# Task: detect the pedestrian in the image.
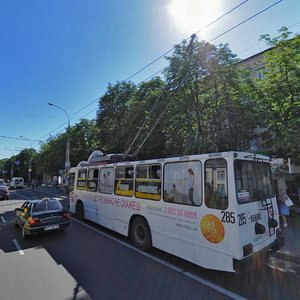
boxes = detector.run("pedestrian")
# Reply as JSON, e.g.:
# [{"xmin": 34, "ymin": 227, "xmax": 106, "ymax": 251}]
[
  {"xmin": 278, "ymin": 189, "xmax": 290, "ymax": 227},
  {"xmin": 31, "ymin": 179, "xmax": 36, "ymax": 190}
]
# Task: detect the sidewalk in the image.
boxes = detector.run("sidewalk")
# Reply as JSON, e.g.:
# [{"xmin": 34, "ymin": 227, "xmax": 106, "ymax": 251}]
[
  {"xmin": 33, "ymin": 185, "xmax": 300, "ymax": 264},
  {"xmin": 275, "ymin": 212, "xmax": 300, "ymax": 264}
]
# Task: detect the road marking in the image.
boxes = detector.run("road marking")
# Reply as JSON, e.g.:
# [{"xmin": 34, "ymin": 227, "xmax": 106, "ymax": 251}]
[
  {"xmin": 184, "ymin": 272, "xmax": 247, "ymax": 300},
  {"xmin": 14, "ymin": 192, "xmax": 31, "ymax": 200},
  {"xmin": 72, "ymin": 217, "xmax": 246, "ymax": 300},
  {"xmin": 13, "ymin": 239, "xmax": 25, "ymax": 255},
  {"xmin": 1, "ymin": 216, "xmax": 6, "ymax": 223}
]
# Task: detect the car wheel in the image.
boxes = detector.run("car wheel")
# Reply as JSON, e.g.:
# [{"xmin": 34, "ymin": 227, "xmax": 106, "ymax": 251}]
[
  {"xmin": 76, "ymin": 201, "xmax": 85, "ymax": 220},
  {"xmin": 131, "ymin": 217, "xmax": 152, "ymax": 251},
  {"xmin": 14, "ymin": 219, "xmax": 18, "ymax": 228},
  {"xmin": 22, "ymin": 226, "xmax": 28, "ymax": 239}
]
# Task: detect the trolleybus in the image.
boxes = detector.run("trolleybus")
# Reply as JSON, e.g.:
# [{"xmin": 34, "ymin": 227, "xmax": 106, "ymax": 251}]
[{"xmin": 68, "ymin": 150, "xmax": 283, "ymax": 273}]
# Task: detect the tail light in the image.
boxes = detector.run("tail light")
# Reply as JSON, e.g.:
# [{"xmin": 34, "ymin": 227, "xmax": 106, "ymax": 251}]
[
  {"xmin": 63, "ymin": 213, "xmax": 70, "ymax": 220},
  {"xmin": 28, "ymin": 217, "xmax": 39, "ymax": 226}
]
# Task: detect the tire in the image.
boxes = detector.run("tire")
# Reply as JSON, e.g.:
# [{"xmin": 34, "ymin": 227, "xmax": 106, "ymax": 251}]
[
  {"xmin": 22, "ymin": 226, "xmax": 28, "ymax": 239},
  {"xmin": 131, "ymin": 217, "xmax": 152, "ymax": 251},
  {"xmin": 14, "ymin": 218, "xmax": 18, "ymax": 228},
  {"xmin": 76, "ymin": 201, "xmax": 85, "ymax": 220}
]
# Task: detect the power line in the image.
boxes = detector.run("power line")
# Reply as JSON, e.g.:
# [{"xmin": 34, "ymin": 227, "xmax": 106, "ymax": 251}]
[
  {"xmin": 125, "ymin": 0, "xmax": 249, "ymax": 82},
  {"xmin": 38, "ymin": 0, "xmax": 284, "ymax": 148},
  {"xmin": 0, "ymin": 135, "xmax": 44, "ymax": 143},
  {"xmin": 38, "ymin": 2, "xmax": 248, "ymax": 145},
  {"xmin": 238, "ymin": 20, "xmax": 300, "ymax": 56},
  {"xmin": 210, "ymin": 0, "xmax": 284, "ymax": 42}
]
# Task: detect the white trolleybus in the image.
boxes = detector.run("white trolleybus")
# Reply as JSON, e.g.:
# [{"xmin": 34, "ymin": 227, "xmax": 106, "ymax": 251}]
[{"xmin": 68, "ymin": 150, "xmax": 283, "ymax": 273}]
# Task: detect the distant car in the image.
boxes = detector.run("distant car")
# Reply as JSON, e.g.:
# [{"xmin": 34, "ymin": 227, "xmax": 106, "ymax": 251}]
[
  {"xmin": 14, "ymin": 198, "xmax": 70, "ymax": 239},
  {"xmin": 0, "ymin": 179, "xmax": 9, "ymax": 200},
  {"xmin": 10, "ymin": 177, "xmax": 24, "ymax": 189}
]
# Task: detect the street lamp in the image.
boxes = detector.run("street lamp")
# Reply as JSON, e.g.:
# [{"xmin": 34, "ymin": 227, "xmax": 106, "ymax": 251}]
[
  {"xmin": 48, "ymin": 102, "xmax": 71, "ymax": 170},
  {"xmin": 19, "ymin": 136, "xmax": 32, "ymax": 184}
]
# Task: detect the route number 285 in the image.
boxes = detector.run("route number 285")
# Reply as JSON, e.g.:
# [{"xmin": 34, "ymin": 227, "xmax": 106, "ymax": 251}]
[{"xmin": 221, "ymin": 211, "xmax": 235, "ymax": 223}]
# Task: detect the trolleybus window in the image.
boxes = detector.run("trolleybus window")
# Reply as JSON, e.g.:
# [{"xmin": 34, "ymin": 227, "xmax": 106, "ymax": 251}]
[
  {"xmin": 114, "ymin": 166, "xmax": 134, "ymax": 197},
  {"xmin": 234, "ymin": 160, "xmax": 274, "ymax": 203},
  {"xmin": 77, "ymin": 169, "xmax": 87, "ymax": 190},
  {"xmin": 205, "ymin": 158, "xmax": 228, "ymax": 210},
  {"xmin": 86, "ymin": 168, "xmax": 99, "ymax": 192},
  {"xmin": 163, "ymin": 161, "xmax": 201, "ymax": 206},
  {"xmin": 68, "ymin": 172, "xmax": 75, "ymax": 192},
  {"xmin": 135, "ymin": 164, "xmax": 161, "ymax": 200},
  {"xmin": 99, "ymin": 167, "xmax": 114, "ymax": 194}
]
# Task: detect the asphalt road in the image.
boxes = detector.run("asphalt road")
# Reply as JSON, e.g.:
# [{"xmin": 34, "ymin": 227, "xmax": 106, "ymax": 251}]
[{"xmin": 0, "ymin": 188, "xmax": 299, "ymax": 300}]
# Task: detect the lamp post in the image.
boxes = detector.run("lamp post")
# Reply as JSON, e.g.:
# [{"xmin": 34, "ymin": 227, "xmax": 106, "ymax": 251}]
[
  {"xmin": 48, "ymin": 102, "xmax": 71, "ymax": 171},
  {"xmin": 19, "ymin": 136, "xmax": 32, "ymax": 185}
]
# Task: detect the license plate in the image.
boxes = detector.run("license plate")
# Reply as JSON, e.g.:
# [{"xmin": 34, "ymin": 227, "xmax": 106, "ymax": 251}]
[{"xmin": 45, "ymin": 224, "xmax": 59, "ymax": 231}]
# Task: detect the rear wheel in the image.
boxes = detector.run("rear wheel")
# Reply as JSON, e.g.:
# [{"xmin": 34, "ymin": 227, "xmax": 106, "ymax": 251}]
[
  {"xmin": 131, "ymin": 217, "xmax": 152, "ymax": 251},
  {"xmin": 76, "ymin": 201, "xmax": 85, "ymax": 220}
]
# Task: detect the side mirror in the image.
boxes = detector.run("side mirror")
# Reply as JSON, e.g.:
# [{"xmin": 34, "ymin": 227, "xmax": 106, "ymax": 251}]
[{"xmin": 14, "ymin": 208, "xmax": 22, "ymax": 212}]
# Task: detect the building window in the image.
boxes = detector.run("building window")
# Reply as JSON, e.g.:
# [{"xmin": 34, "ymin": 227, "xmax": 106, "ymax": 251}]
[{"xmin": 256, "ymin": 67, "xmax": 265, "ymax": 79}]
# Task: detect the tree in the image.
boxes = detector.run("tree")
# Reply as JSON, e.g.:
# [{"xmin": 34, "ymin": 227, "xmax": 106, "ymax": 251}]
[
  {"xmin": 257, "ymin": 28, "xmax": 300, "ymax": 160},
  {"xmin": 163, "ymin": 39, "xmax": 257, "ymax": 154},
  {"xmin": 96, "ymin": 81, "xmax": 137, "ymax": 153},
  {"xmin": 69, "ymin": 119, "xmax": 100, "ymax": 166}
]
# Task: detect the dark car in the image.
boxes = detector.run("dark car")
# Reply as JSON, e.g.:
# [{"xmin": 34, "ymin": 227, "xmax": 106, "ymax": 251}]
[
  {"xmin": 0, "ymin": 179, "xmax": 9, "ymax": 200},
  {"xmin": 14, "ymin": 198, "xmax": 70, "ymax": 239}
]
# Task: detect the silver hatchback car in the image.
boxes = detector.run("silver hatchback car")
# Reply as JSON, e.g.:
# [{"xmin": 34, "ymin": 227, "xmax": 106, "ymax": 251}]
[{"xmin": 0, "ymin": 179, "xmax": 9, "ymax": 200}]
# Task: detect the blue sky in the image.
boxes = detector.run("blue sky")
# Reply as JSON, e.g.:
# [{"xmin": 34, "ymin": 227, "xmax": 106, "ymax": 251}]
[{"xmin": 0, "ymin": 0, "xmax": 299, "ymax": 160}]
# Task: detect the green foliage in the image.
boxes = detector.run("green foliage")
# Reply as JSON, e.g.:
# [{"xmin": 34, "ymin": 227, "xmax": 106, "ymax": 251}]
[
  {"xmin": 4, "ymin": 28, "xmax": 297, "ymax": 179},
  {"xmin": 257, "ymin": 28, "xmax": 300, "ymax": 161}
]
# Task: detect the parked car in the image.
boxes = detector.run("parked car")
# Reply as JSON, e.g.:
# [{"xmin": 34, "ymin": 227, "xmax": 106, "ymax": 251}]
[
  {"xmin": 0, "ymin": 179, "xmax": 9, "ymax": 200},
  {"xmin": 14, "ymin": 198, "xmax": 70, "ymax": 239},
  {"xmin": 10, "ymin": 177, "xmax": 24, "ymax": 189}
]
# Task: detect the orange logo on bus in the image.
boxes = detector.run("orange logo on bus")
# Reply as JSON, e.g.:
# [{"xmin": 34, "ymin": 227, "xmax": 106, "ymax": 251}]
[{"xmin": 200, "ymin": 214, "xmax": 225, "ymax": 244}]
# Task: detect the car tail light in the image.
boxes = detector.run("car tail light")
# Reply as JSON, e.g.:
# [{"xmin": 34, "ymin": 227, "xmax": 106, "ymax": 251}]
[
  {"xmin": 63, "ymin": 213, "xmax": 70, "ymax": 220},
  {"xmin": 28, "ymin": 217, "xmax": 39, "ymax": 225}
]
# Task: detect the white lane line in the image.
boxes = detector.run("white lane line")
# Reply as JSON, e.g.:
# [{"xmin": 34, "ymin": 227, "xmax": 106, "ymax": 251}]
[
  {"xmin": 1, "ymin": 216, "xmax": 6, "ymax": 223},
  {"xmin": 184, "ymin": 272, "xmax": 247, "ymax": 300},
  {"xmin": 13, "ymin": 239, "xmax": 25, "ymax": 255},
  {"xmin": 72, "ymin": 217, "xmax": 245, "ymax": 300},
  {"xmin": 14, "ymin": 192, "xmax": 31, "ymax": 200}
]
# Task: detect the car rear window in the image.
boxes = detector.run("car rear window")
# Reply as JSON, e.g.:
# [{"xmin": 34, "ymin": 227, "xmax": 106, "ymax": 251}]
[{"xmin": 33, "ymin": 200, "xmax": 63, "ymax": 212}]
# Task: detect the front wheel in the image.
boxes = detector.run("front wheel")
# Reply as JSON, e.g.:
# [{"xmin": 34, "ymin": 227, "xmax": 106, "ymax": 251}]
[
  {"xmin": 76, "ymin": 201, "xmax": 85, "ymax": 220},
  {"xmin": 131, "ymin": 217, "xmax": 152, "ymax": 251}
]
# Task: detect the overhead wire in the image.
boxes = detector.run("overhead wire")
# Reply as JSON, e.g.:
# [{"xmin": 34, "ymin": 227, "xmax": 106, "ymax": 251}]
[
  {"xmin": 39, "ymin": 0, "xmax": 250, "ymax": 145},
  {"xmin": 125, "ymin": 0, "xmax": 249, "ymax": 82},
  {"xmin": 37, "ymin": 0, "xmax": 286, "ymax": 150},
  {"xmin": 124, "ymin": 34, "xmax": 197, "ymax": 158}
]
